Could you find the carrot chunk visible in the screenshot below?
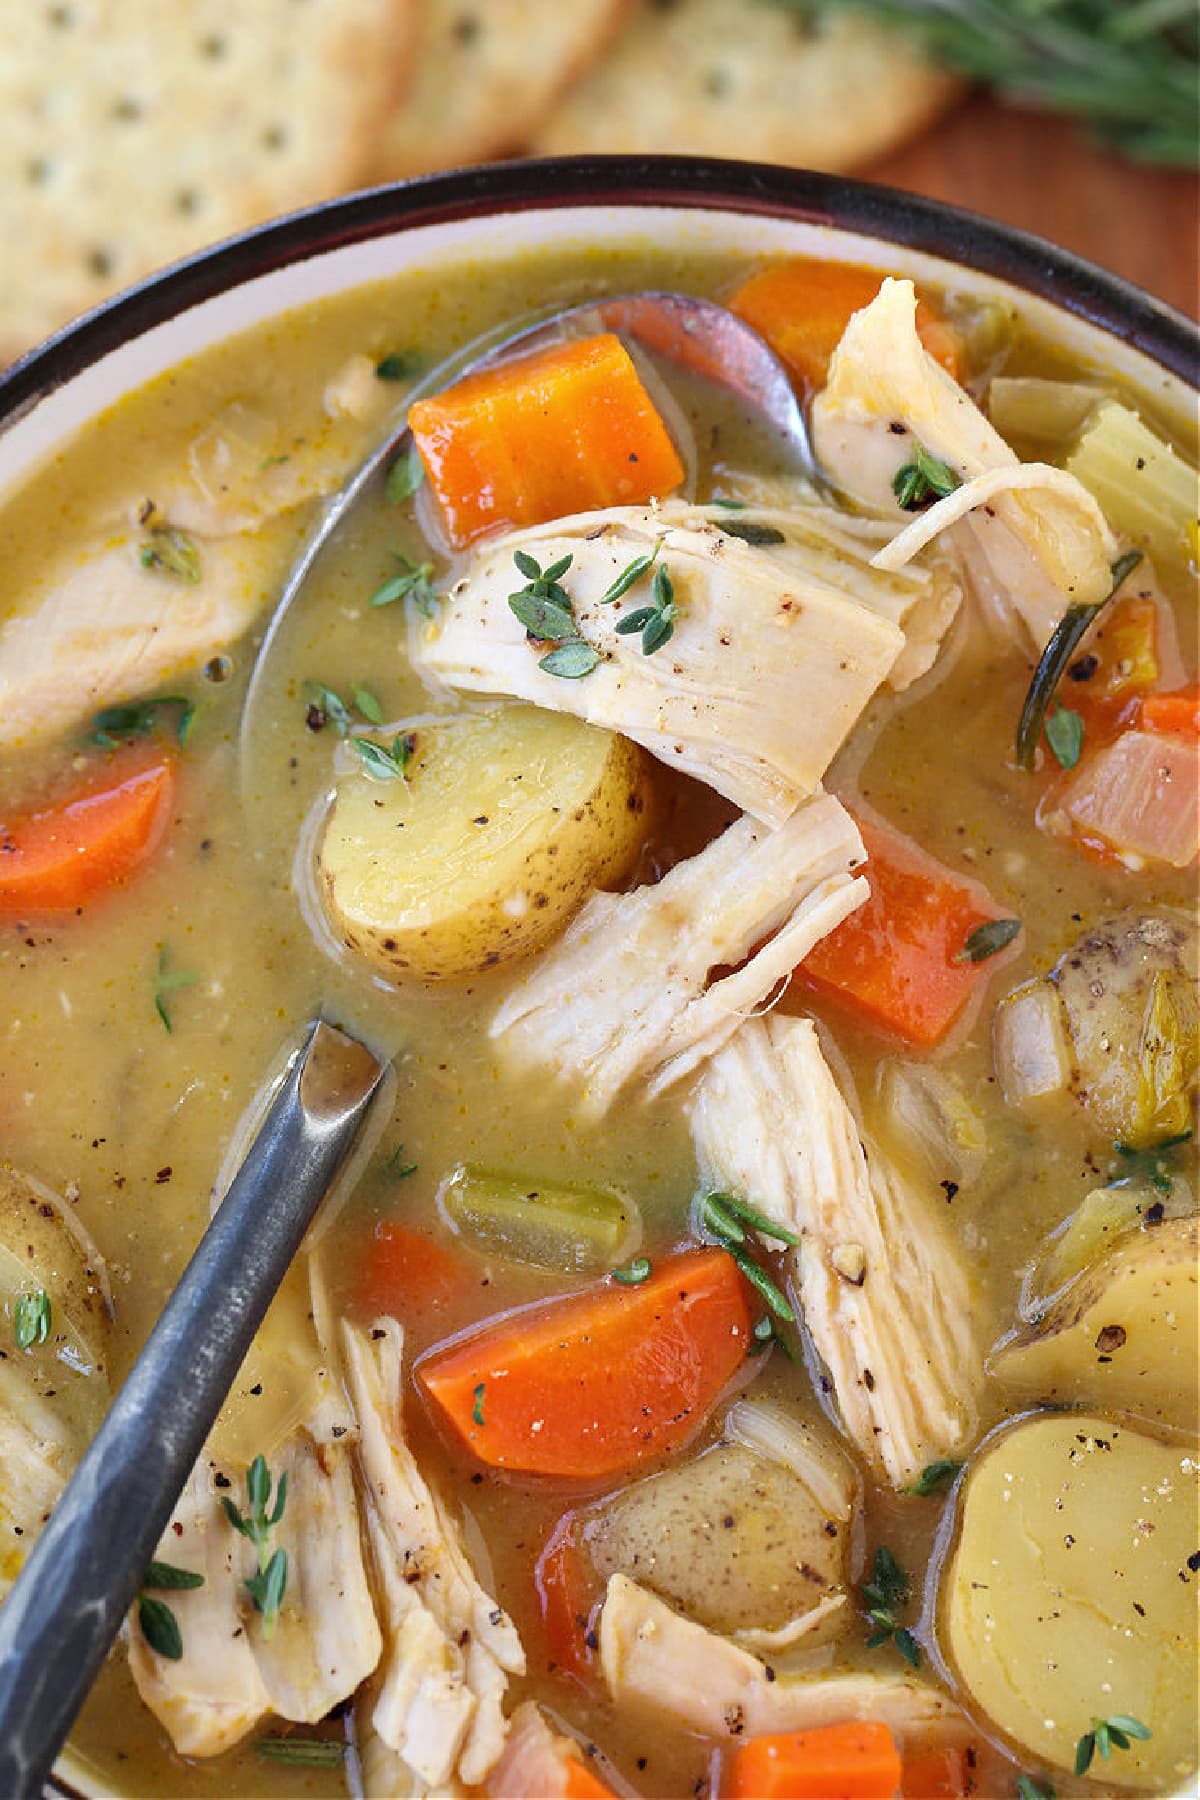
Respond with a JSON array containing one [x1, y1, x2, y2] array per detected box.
[[1140, 684, 1199, 739], [534, 1511, 599, 1688], [728, 1722, 903, 1799], [417, 1247, 750, 1479], [0, 751, 174, 917], [900, 1744, 969, 1797], [408, 332, 685, 548], [729, 259, 963, 393], [793, 813, 1013, 1047], [356, 1221, 478, 1333], [561, 1758, 617, 1800]]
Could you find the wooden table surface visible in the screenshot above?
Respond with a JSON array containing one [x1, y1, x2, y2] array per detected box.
[[866, 92, 1198, 322]]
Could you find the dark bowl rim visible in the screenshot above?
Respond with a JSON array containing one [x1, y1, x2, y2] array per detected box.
[[3, 153, 1198, 436]]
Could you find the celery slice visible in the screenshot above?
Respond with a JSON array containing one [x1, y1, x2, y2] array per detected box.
[[1065, 399, 1199, 567], [1130, 969, 1198, 1148], [987, 376, 1103, 447], [439, 1165, 639, 1274]]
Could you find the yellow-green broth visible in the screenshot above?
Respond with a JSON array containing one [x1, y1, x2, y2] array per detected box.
[[0, 239, 1195, 1798]]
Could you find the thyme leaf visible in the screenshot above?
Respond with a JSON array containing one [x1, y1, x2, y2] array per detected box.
[[88, 695, 195, 749], [1044, 700, 1084, 769], [257, 1738, 347, 1766], [220, 1454, 288, 1639], [14, 1289, 51, 1350], [539, 641, 602, 678], [600, 536, 664, 605], [351, 732, 415, 782], [375, 352, 419, 382], [153, 944, 200, 1033], [892, 444, 960, 510], [385, 444, 425, 506], [139, 526, 201, 583], [472, 1382, 486, 1427], [1015, 550, 1143, 770], [904, 1459, 963, 1497], [714, 519, 787, 545], [1075, 1714, 1151, 1776], [370, 553, 437, 615], [612, 1256, 652, 1285], [137, 1594, 183, 1661], [143, 1560, 205, 1591], [954, 918, 1022, 964]]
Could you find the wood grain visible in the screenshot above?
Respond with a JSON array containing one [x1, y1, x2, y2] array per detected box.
[[867, 93, 1198, 320]]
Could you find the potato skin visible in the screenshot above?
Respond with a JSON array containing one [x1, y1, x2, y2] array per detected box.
[[943, 1412, 1198, 1788], [990, 1216, 1197, 1432], [318, 705, 650, 981]]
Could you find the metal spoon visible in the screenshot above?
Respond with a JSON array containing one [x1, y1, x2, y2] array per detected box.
[[0, 1019, 386, 1800], [240, 288, 812, 738]]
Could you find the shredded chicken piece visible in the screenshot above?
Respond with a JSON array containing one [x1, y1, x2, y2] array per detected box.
[[0, 526, 282, 750], [491, 796, 867, 1119], [690, 1016, 981, 1487], [810, 278, 1117, 645], [411, 506, 904, 824], [661, 497, 962, 691], [0, 1168, 111, 1596], [128, 1426, 381, 1757], [599, 1574, 956, 1740], [341, 1318, 525, 1792]]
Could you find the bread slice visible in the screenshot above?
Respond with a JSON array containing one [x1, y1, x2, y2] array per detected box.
[[370, 0, 631, 178], [0, 0, 418, 361], [534, 0, 960, 170]]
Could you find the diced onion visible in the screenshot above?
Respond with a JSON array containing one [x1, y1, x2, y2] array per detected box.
[[724, 1398, 856, 1522], [1059, 729, 1199, 868], [875, 1059, 988, 1186], [993, 981, 1073, 1107]]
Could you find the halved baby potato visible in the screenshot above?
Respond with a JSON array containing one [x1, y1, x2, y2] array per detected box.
[[318, 704, 649, 981], [944, 1412, 1198, 1790]]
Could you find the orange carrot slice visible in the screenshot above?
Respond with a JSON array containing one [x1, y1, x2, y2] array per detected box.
[[727, 1722, 903, 1799], [793, 812, 1014, 1047], [534, 1511, 600, 1688], [0, 751, 174, 917], [729, 259, 963, 393], [409, 332, 685, 548], [356, 1220, 479, 1334], [417, 1247, 750, 1479], [1140, 684, 1199, 739]]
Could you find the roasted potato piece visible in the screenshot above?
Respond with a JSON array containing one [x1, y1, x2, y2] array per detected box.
[[582, 1404, 856, 1650], [944, 1413, 1198, 1790], [991, 1216, 1197, 1432], [318, 705, 649, 981]]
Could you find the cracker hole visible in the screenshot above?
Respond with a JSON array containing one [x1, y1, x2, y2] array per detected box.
[[46, 3, 74, 25], [113, 97, 142, 122], [262, 123, 288, 151], [199, 32, 226, 58], [25, 157, 52, 186], [174, 187, 201, 215], [86, 248, 114, 278]]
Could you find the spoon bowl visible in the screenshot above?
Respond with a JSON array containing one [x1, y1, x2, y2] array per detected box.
[[238, 288, 811, 760]]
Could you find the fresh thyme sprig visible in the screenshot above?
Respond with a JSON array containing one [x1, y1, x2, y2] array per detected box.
[[774, 0, 1200, 165], [861, 1545, 921, 1667], [892, 444, 960, 511], [351, 731, 415, 783], [14, 1289, 51, 1350], [1074, 1713, 1151, 1776], [615, 562, 679, 655], [220, 1454, 288, 1639], [370, 552, 437, 616], [508, 551, 602, 678]]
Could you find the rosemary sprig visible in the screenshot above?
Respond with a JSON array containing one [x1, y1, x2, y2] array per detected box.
[[780, 0, 1200, 165], [701, 1190, 798, 1320]]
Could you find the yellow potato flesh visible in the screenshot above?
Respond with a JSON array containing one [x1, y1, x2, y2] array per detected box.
[[319, 704, 648, 980], [944, 1413, 1199, 1789], [991, 1217, 1198, 1433]]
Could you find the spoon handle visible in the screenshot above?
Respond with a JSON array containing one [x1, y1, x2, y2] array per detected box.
[[0, 1020, 385, 1799]]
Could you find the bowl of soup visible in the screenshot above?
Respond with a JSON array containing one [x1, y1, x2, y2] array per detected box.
[[0, 158, 1196, 1800]]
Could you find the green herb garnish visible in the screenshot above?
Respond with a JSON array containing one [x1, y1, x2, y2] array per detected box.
[[508, 551, 604, 677], [714, 519, 786, 546], [303, 681, 353, 734], [352, 685, 384, 726], [472, 1382, 486, 1427], [375, 352, 418, 382], [220, 1454, 288, 1640], [1045, 700, 1084, 770], [143, 1560, 205, 1591], [612, 1256, 652, 1285], [257, 1738, 347, 1766], [615, 561, 679, 655], [1074, 1714, 1151, 1776], [139, 526, 201, 583], [352, 732, 415, 782], [89, 695, 195, 750], [709, 497, 747, 509], [1110, 1129, 1193, 1195], [540, 641, 603, 678], [1016, 1777, 1056, 1800], [702, 1191, 798, 1321], [777, 0, 1199, 166], [383, 1143, 418, 1179], [954, 918, 1022, 964], [904, 1459, 962, 1497], [385, 443, 425, 506], [14, 1289, 51, 1350], [1016, 550, 1143, 771], [370, 553, 437, 615], [891, 445, 960, 511], [600, 537, 664, 605], [861, 1545, 920, 1667], [153, 944, 200, 1033], [137, 1594, 184, 1661]]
